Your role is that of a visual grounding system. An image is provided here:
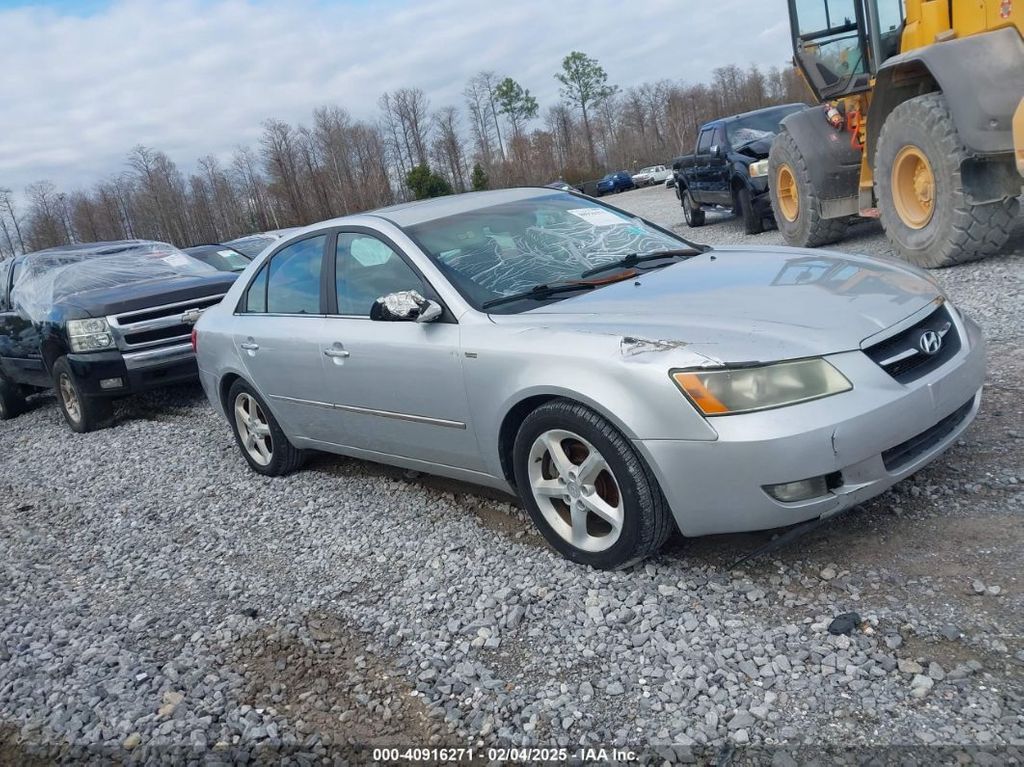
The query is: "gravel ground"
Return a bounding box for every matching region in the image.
[1,185,1023,763]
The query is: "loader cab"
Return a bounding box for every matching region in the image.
[788,0,906,100]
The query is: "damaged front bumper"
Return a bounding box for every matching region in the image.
[635,315,986,537]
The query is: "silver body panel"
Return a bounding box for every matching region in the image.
[195,189,985,537]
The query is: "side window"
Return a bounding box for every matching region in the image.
[242,264,268,313]
[266,235,326,315]
[335,234,426,316]
[697,129,715,154]
[713,126,727,149]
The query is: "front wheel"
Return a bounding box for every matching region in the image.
[738,186,765,235]
[875,93,1018,268]
[768,131,848,247]
[227,379,305,476]
[52,357,113,433]
[512,400,673,570]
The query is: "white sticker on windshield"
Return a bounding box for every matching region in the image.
[567,208,628,227]
[161,254,190,267]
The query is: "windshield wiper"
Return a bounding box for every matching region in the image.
[580,248,702,279]
[482,281,599,310]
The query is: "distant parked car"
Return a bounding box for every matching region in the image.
[225,228,303,258]
[545,181,576,192]
[674,103,808,234]
[595,171,635,196]
[194,188,984,570]
[0,240,235,432]
[184,244,252,272]
[631,165,671,186]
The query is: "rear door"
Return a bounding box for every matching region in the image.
[314,229,482,470]
[707,125,732,204]
[693,127,717,201]
[231,234,332,439]
[0,259,47,387]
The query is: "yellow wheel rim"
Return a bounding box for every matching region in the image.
[892,145,935,229]
[776,163,799,222]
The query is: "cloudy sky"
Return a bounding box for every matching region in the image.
[0,0,792,195]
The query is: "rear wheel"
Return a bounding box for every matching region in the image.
[52,357,113,433]
[682,188,705,227]
[737,186,764,235]
[512,400,673,570]
[0,378,27,420]
[875,93,1018,268]
[769,131,848,247]
[227,379,305,476]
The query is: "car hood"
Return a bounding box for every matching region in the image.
[60,272,238,318]
[734,137,774,159]
[491,247,941,364]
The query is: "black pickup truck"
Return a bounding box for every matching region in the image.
[0,241,236,432]
[673,103,807,234]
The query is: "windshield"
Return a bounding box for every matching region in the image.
[225,235,277,258]
[185,246,251,272]
[727,105,805,144]
[405,194,692,313]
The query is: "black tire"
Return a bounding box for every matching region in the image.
[768,130,848,247]
[0,377,27,421]
[227,378,305,476]
[512,399,673,570]
[682,188,705,227]
[875,93,1019,268]
[737,186,765,235]
[52,357,114,433]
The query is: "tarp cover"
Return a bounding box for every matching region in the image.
[12,240,216,322]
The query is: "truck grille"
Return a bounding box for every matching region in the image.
[863,304,960,383]
[881,398,974,472]
[108,294,224,351]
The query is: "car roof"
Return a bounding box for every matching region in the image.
[359,187,559,228]
[715,102,807,125]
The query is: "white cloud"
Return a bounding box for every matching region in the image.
[0,0,793,194]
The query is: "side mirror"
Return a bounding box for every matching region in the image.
[711,145,723,159]
[370,290,442,323]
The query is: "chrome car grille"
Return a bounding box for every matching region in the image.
[863,304,960,383]
[107,294,224,351]
[881,397,974,472]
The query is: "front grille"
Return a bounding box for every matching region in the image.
[108,294,224,351]
[863,304,960,383]
[881,398,974,471]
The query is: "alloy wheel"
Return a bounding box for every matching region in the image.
[59,373,82,424]
[234,392,273,466]
[527,429,624,552]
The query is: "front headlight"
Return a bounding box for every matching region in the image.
[67,318,115,353]
[672,358,852,416]
[749,160,769,178]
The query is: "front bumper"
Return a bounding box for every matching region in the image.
[635,315,986,536]
[66,343,199,398]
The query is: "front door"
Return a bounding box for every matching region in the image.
[315,230,481,470]
[0,260,47,388]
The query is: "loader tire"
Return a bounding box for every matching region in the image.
[875,93,1019,268]
[768,131,848,248]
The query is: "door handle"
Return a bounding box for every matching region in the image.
[240,341,259,351]
[324,348,350,358]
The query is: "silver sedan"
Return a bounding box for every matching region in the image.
[194,188,985,569]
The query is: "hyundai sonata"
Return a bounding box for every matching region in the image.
[194,188,984,569]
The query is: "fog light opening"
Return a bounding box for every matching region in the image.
[99,377,123,390]
[764,472,842,504]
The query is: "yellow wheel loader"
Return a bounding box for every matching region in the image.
[769,0,1024,267]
